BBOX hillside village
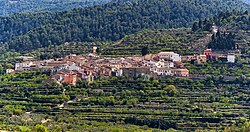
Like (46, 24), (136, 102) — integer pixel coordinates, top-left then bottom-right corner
(0, 0), (250, 131)
(9, 47), (237, 86)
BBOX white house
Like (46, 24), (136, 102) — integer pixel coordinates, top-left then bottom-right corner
(17, 56), (34, 61)
(158, 52), (181, 62)
(151, 68), (174, 76)
(6, 69), (15, 74)
(111, 68), (123, 76)
(164, 61), (174, 68)
(68, 64), (82, 72)
(15, 62), (33, 71)
(172, 53), (181, 62)
(151, 68), (189, 77)
(227, 54), (236, 63)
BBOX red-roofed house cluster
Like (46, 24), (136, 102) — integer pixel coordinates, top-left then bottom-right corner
(12, 50), (192, 85)
(12, 48), (236, 85)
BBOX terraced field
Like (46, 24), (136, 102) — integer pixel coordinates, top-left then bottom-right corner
(101, 29), (210, 55)
(29, 29), (210, 60)
(234, 30), (250, 53)
(0, 71), (249, 131)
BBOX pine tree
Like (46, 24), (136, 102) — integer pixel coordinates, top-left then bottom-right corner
(192, 22), (199, 31)
(141, 46), (148, 56)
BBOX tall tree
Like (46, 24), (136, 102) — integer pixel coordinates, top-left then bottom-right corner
(192, 22), (199, 31)
(141, 46), (149, 56)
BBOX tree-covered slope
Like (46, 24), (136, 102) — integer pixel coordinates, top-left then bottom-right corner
(0, 0), (112, 16)
(192, 10), (250, 53)
(0, 0), (249, 52)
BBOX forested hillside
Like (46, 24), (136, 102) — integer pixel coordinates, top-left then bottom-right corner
(0, 0), (248, 52)
(0, 0), (112, 16)
(192, 10), (250, 52)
